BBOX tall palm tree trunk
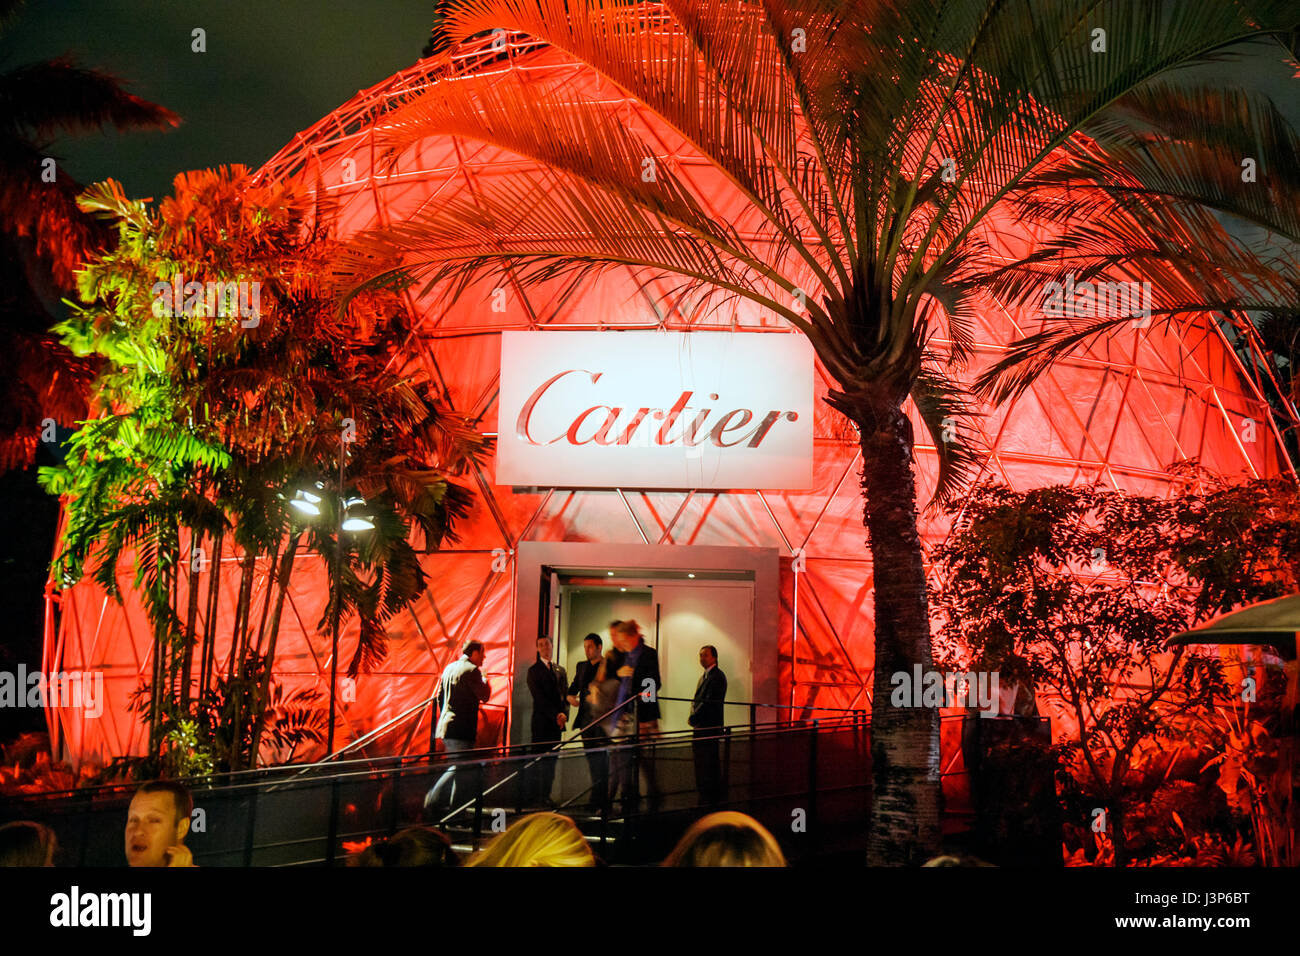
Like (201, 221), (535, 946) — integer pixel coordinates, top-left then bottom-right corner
(148, 618), (164, 758)
(857, 399), (942, 866)
(248, 532), (303, 767)
(253, 539), (282, 656)
(180, 527), (202, 709)
(228, 550), (256, 772)
(199, 526), (223, 698)
(229, 551), (255, 679)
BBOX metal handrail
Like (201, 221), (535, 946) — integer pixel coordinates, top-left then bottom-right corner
(656, 695), (868, 714)
(306, 689), (869, 774)
(0, 710), (992, 810)
(433, 690), (644, 825)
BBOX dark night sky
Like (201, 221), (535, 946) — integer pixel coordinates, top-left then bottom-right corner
(2, 0), (437, 200)
(3, 2), (1295, 204)
(0, 3), (438, 730)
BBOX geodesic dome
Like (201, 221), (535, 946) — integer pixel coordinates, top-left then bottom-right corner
(44, 26), (1291, 768)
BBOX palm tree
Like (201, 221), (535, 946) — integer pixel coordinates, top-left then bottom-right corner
(338, 0), (1299, 864)
(0, 0), (179, 472)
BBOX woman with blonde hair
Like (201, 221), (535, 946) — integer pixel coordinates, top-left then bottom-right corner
(662, 812), (786, 867)
(465, 812), (596, 867)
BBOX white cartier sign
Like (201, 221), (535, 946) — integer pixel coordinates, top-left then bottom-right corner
(497, 331), (813, 489)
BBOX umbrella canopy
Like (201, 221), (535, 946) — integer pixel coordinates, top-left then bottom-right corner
(1168, 593), (1300, 660)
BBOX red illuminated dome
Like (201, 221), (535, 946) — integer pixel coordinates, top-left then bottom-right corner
(45, 28), (1290, 768)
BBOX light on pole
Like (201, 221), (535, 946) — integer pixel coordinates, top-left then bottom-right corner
(287, 437), (373, 758)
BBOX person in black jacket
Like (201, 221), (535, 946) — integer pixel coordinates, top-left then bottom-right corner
(688, 645), (728, 806)
(525, 636), (569, 806)
(424, 640), (491, 815)
(567, 633), (611, 809)
(610, 619), (661, 812)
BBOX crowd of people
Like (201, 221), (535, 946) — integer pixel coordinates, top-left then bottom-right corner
(425, 619), (729, 817)
(0, 778), (787, 867)
(0, 762), (993, 869)
(354, 810), (787, 868)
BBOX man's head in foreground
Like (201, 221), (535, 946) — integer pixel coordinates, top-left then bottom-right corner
(126, 780), (193, 867)
(462, 639), (485, 668)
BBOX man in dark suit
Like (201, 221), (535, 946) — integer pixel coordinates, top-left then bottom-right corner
(525, 635), (568, 806)
(688, 644), (728, 806)
(424, 639), (491, 815)
(567, 633), (611, 809)
(611, 619), (662, 812)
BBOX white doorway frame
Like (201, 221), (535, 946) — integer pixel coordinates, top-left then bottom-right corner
(511, 542), (780, 745)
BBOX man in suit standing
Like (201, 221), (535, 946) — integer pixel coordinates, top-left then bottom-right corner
(610, 619), (662, 812)
(567, 633), (611, 809)
(526, 635), (569, 806)
(424, 639), (491, 815)
(688, 645), (728, 806)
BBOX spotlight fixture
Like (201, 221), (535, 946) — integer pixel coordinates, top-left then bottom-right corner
(607, 571), (614, 576)
(688, 573), (696, 579)
(290, 488), (323, 516)
(342, 496), (375, 532)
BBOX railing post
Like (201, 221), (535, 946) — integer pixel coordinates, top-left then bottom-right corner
(325, 777), (340, 865)
(599, 747), (610, 851)
(473, 761), (485, 847)
(630, 716), (641, 828)
(807, 718), (819, 853)
(388, 766), (400, 836)
(78, 789), (92, 867)
(750, 702), (757, 731)
(515, 751), (524, 816)
(243, 788), (259, 866)
(722, 726), (732, 807)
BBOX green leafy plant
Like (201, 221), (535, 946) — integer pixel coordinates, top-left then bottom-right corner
(42, 166), (488, 771)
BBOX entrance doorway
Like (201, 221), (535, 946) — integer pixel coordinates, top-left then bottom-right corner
(556, 578), (755, 734)
(511, 543), (780, 747)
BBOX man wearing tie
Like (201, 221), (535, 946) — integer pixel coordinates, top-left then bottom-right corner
(688, 645), (728, 807)
(526, 635), (569, 806)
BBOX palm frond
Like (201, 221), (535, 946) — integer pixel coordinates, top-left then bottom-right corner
(911, 362), (984, 510)
(0, 58), (179, 137)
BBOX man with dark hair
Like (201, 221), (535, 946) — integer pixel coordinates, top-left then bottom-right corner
(525, 635), (569, 806)
(126, 780), (194, 867)
(567, 633), (611, 809)
(0, 821), (57, 867)
(689, 645), (728, 806)
(424, 639), (491, 815)
(349, 826), (460, 867)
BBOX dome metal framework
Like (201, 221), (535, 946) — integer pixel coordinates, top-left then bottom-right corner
(45, 24), (1292, 768)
